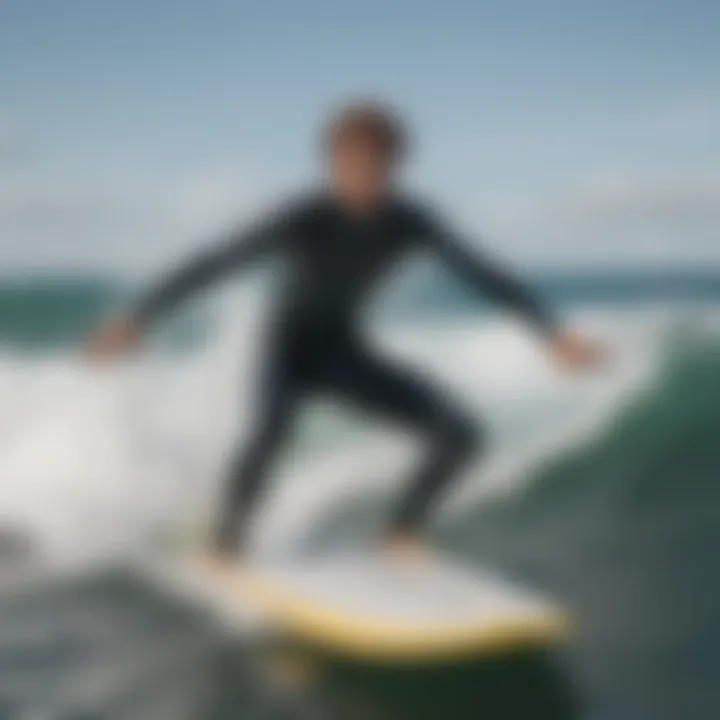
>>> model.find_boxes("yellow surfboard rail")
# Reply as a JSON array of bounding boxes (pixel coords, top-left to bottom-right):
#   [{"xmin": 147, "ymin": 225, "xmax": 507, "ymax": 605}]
[{"xmin": 220, "ymin": 567, "xmax": 573, "ymax": 663}]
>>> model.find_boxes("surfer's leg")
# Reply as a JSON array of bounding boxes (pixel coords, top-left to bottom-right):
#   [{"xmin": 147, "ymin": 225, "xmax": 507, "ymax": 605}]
[
  {"xmin": 214, "ymin": 358, "xmax": 303, "ymax": 556},
  {"xmin": 325, "ymin": 348, "xmax": 484, "ymax": 538}
]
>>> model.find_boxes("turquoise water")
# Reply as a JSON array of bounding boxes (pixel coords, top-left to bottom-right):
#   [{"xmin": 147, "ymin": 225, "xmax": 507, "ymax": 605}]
[{"xmin": 0, "ymin": 270, "xmax": 719, "ymax": 718}]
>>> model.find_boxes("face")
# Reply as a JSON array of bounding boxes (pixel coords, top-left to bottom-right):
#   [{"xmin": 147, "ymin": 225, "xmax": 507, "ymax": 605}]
[{"xmin": 329, "ymin": 134, "xmax": 395, "ymax": 211}]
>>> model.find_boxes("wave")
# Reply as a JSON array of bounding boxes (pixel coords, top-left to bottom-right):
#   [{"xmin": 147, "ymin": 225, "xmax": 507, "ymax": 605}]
[
  {"xmin": 1, "ymin": 297, "xmax": 706, "ymax": 575},
  {"xmin": 526, "ymin": 331, "xmax": 720, "ymax": 509}
]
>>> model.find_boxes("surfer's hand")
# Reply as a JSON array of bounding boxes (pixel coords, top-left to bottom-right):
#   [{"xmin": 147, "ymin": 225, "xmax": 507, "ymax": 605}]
[
  {"xmin": 550, "ymin": 330, "xmax": 602, "ymax": 371},
  {"xmin": 85, "ymin": 317, "xmax": 142, "ymax": 361}
]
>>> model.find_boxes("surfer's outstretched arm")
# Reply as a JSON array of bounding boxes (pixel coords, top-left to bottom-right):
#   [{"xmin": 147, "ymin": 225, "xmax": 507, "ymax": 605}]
[
  {"xmin": 85, "ymin": 209, "xmax": 292, "ymax": 359},
  {"xmin": 419, "ymin": 214, "xmax": 556, "ymax": 337},
  {"xmin": 416, "ymin": 206, "xmax": 601, "ymax": 369},
  {"xmin": 415, "ymin": 204, "xmax": 602, "ymax": 370},
  {"xmin": 131, "ymin": 215, "xmax": 288, "ymax": 326}
]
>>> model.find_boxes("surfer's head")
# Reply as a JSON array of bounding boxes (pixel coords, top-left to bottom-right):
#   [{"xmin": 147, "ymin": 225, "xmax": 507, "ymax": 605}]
[{"xmin": 323, "ymin": 101, "xmax": 408, "ymax": 210}]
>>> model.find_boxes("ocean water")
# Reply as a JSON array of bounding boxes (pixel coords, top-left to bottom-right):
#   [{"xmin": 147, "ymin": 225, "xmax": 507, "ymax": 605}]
[{"xmin": 0, "ymin": 269, "xmax": 719, "ymax": 719}]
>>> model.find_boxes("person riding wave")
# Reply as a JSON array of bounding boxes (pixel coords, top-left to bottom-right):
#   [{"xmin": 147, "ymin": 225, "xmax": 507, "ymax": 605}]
[{"xmin": 87, "ymin": 101, "xmax": 600, "ymax": 565}]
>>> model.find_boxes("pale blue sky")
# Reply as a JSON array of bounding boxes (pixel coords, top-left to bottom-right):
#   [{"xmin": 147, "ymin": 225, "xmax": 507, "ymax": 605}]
[{"xmin": 1, "ymin": 0, "xmax": 719, "ymax": 272}]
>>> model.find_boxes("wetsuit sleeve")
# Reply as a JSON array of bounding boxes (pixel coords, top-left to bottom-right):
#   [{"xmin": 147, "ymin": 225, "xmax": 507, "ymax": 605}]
[
  {"xmin": 416, "ymin": 208, "xmax": 558, "ymax": 337},
  {"xmin": 130, "ymin": 210, "xmax": 291, "ymax": 326}
]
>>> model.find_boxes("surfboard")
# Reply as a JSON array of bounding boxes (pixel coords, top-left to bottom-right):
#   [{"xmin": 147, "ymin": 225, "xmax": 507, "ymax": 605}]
[{"xmin": 155, "ymin": 551, "xmax": 571, "ymax": 663}]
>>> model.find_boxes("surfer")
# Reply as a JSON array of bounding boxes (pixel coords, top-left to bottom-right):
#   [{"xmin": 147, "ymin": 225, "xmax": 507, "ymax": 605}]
[{"xmin": 87, "ymin": 101, "xmax": 599, "ymax": 563}]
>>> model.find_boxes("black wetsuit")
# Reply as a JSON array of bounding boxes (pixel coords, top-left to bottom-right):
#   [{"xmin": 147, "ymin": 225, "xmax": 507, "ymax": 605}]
[{"xmin": 133, "ymin": 192, "xmax": 556, "ymax": 552}]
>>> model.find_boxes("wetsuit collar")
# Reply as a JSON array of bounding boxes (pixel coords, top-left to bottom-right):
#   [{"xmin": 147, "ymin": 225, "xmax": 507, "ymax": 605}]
[{"xmin": 325, "ymin": 186, "xmax": 395, "ymax": 223}]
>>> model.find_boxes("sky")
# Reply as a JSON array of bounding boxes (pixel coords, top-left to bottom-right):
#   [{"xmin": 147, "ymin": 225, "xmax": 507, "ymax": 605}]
[{"xmin": 1, "ymin": 0, "xmax": 719, "ymax": 275}]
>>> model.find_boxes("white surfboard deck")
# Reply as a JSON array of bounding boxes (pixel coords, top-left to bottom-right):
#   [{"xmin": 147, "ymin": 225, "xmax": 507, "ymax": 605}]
[{"xmin": 150, "ymin": 551, "xmax": 571, "ymax": 662}]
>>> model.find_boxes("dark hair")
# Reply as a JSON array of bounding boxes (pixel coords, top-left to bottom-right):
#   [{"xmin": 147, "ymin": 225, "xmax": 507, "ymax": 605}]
[{"xmin": 323, "ymin": 101, "xmax": 408, "ymax": 162}]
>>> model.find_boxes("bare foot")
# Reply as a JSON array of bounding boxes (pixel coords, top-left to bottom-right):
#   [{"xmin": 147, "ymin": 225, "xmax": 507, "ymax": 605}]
[
  {"xmin": 201, "ymin": 549, "xmax": 242, "ymax": 576},
  {"xmin": 384, "ymin": 532, "xmax": 433, "ymax": 565}
]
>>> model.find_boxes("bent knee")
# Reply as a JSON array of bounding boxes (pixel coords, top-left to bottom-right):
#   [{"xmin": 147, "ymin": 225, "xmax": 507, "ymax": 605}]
[{"xmin": 440, "ymin": 414, "xmax": 485, "ymax": 457}]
